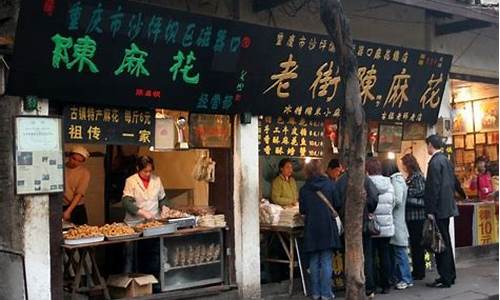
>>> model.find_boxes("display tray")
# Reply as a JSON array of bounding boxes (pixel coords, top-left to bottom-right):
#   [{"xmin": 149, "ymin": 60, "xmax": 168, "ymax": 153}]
[
  {"xmin": 167, "ymin": 216, "xmax": 197, "ymax": 229},
  {"xmin": 142, "ymin": 223, "xmax": 178, "ymax": 237},
  {"xmin": 64, "ymin": 236, "xmax": 105, "ymax": 245},
  {"xmin": 105, "ymin": 232, "xmax": 142, "ymax": 241}
]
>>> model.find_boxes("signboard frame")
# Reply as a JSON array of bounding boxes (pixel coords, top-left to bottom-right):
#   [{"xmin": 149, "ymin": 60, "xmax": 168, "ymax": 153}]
[{"xmin": 14, "ymin": 115, "xmax": 65, "ymax": 195}]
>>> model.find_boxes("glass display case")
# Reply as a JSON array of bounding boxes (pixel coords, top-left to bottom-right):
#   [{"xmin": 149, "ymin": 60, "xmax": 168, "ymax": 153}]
[{"xmin": 160, "ymin": 229, "xmax": 224, "ymax": 292}]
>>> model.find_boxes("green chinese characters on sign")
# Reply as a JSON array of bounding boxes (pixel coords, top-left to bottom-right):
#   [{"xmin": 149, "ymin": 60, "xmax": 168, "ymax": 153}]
[
  {"xmin": 51, "ymin": 34, "xmax": 99, "ymax": 73},
  {"xmin": 86, "ymin": 2, "xmax": 104, "ymax": 34},
  {"xmin": 68, "ymin": 36, "xmax": 99, "ymax": 73},
  {"xmin": 147, "ymin": 16, "xmax": 163, "ymax": 43},
  {"xmin": 114, "ymin": 43, "xmax": 150, "ymax": 77},
  {"xmin": 110, "ymin": 6, "xmax": 125, "ymax": 38},
  {"xmin": 169, "ymin": 50, "xmax": 200, "ymax": 85},
  {"xmin": 68, "ymin": 1, "xmax": 82, "ymax": 31},
  {"xmin": 51, "ymin": 34, "xmax": 73, "ymax": 68}
]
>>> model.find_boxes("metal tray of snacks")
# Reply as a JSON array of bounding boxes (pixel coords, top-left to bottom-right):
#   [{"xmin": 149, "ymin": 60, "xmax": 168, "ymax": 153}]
[
  {"xmin": 106, "ymin": 232, "xmax": 142, "ymax": 241},
  {"xmin": 142, "ymin": 223, "xmax": 177, "ymax": 237},
  {"xmin": 64, "ymin": 236, "xmax": 105, "ymax": 245},
  {"xmin": 167, "ymin": 216, "xmax": 197, "ymax": 229}
]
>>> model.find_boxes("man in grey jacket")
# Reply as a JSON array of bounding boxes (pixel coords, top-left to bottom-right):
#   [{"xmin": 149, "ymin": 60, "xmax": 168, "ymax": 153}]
[{"xmin": 424, "ymin": 135, "xmax": 459, "ymax": 288}]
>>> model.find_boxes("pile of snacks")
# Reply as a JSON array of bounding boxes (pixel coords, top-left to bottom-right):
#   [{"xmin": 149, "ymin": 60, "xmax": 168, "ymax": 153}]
[
  {"xmin": 259, "ymin": 199, "xmax": 283, "ymax": 225},
  {"xmin": 177, "ymin": 206, "xmax": 215, "ymax": 216},
  {"xmin": 277, "ymin": 207, "xmax": 304, "ymax": 227},
  {"xmin": 100, "ymin": 223, "xmax": 135, "ymax": 237},
  {"xmin": 134, "ymin": 220, "xmax": 164, "ymax": 231},
  {"xmin": 64, "ymin": 225, "xmax": 103, "ymax": 240},
  {"xmin": 170, "ymin": 243, "xmax": 221, "ymax": 267},
  {"xmin": 160, "ymin": 206, "xmax": 190, "ymax": 219},
  {"xmin": 197, "ymin": 214, "xmax": 226, "ymax": 228}
]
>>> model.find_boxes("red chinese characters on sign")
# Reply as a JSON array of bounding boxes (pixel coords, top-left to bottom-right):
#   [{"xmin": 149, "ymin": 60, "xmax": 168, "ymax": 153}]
[
  {"xmin": 135, "ymin": 88, "xmax": 161, "ymax": 99},
  {"xmin": 43, "ymin": 0, "xmax": 56, "ymax": 16}
]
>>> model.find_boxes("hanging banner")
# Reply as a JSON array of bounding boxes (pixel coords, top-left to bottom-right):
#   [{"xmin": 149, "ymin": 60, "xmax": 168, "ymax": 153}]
[
  {"xmin": 259, "ymin": 116, "xmax": 324, "ymax": 158},
  {"xmin": 9, "ymin": 0, "xmax": 452, "ymax": 124},
  {"xmin": 63, "ymin": 105, "xmax": 154, "ymax": 145}
]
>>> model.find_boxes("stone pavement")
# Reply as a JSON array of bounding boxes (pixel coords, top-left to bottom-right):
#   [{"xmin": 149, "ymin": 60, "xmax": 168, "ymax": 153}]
[{"xmin": 196, "ymin": 256, "xmax": 498, "ymax": 300}]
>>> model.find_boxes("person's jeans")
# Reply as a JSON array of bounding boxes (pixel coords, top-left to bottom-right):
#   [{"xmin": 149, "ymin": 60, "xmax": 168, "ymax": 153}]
[
  {"xmin": 391, "ymin": 245, "xmax": 413, "ymax": 284},
  {"xmin": 309, "ymin": 249, "xmax": 334, "ymax": 298}
]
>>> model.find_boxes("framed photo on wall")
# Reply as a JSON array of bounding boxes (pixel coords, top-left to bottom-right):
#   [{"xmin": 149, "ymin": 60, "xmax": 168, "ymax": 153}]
[
  {"xmin": 475, "ymin": 133, "xmax": 486, "ymax": 144},
  {"xmin": 473, "ymin": 99, "xmax": 499, "ymax": 132},
  {"xmin": 487, "ymin": 132, "xmax": 499, "ymax": 144},
  {"xmin": 378, "ymin": 124, "xmax": 403, "ymax": 153},
  {"xmin": 463, "ymin": 150, "xmax": 475, "ymax": 164},
  {"xmin": 453, "ymin": 135, "xmax": 465, "ymax": 149},
  {"xmin": 454, "ymin": 149, "xmax": 464, "ymax": 165},
  {"xmin": 452, "ymin": 102, "xmax": 473, "ymax": 135},
  {"xmin": 403, "ymin": 123, "xmax": 427, "ymax": 140},
  {"xmin": 486, "ymin": 145, "xmax": 498, "ymax": 161},
  {"xmin": 465, "ymin": 134, "xmax": 475, "ymax": 150}
]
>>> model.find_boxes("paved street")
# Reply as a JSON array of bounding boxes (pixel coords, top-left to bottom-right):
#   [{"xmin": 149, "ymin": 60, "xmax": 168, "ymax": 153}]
[{"xmin": 197, "ymin": 257, "xmax": 498, "ymax": 300}]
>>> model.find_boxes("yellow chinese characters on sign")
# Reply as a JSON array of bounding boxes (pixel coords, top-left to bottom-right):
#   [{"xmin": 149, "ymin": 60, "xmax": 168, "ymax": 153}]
[
  {"xmin": 384, "ymin": 68, "xmax": 411, "ymax": 108},
  {"xmin": 475, "ymin": 204, "xmax": 498, "ymax": 246},
  {"xmin": 309, "ymin": 61, "xmax": 341, "ymax": 102},
  {"xmin": 263, "ymin": 54, "xmax": 298, "ymax": 98}
]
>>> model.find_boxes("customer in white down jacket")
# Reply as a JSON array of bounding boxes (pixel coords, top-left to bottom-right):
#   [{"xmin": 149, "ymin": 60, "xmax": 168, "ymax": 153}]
[
  {"xmin": 366, "ymin": 158, "xmax": 395, "ymax": 294},
  {"xmin": 382, "ymin": 159, "xmax": 413, "ymax": 290}
]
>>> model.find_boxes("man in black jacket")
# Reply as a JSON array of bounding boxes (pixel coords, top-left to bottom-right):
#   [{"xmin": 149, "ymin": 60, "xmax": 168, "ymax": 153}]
[
  {"xmin": 334, "ymin": 166, "xmax": 379, "ymax": 296},
  {"xmin": 424, "ymin": 135, "xmax": 459, "ymax": 288}
]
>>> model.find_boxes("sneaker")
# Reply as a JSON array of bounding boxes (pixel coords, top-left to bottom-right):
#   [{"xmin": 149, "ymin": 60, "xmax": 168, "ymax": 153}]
[
  {"xmin": 311, "ymin": 296, "xmax": 320, "ymax": 300},
  {"xmin": 366, "ymin": 292, "xmax": 375, "ymax": 299},
  {"xmin": 395, "ymin": 282, "xmax": 409, "ymax": 290},
  {"xmin": 407, "ymin": 282, "xmax": 414, "ymax": 287}
]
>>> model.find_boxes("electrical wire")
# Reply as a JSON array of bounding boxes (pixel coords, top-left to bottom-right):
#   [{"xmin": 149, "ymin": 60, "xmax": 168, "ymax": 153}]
[{"xmin": 452, "ymin": 32, "xmax": 481, "ymax": 64}]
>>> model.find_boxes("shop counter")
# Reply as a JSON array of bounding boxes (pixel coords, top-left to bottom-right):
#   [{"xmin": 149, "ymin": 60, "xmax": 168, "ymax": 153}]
[
  {"xmin": 260, "ymin": 224, "xmax": 306, "ymax": 296},
  {"xmin": 62, "ymin": 227, "xmax": 227, "ymax": 300}
]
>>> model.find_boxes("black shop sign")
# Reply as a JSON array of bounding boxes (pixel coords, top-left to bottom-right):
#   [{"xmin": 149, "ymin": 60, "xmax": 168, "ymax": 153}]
[
  {"xmin": 63, "ymin": 105, "xmax": 154, "ymax": 145},
  {"xmin": 259, "ymin": 116, "xmax": 324, "ymax": 158},
  {"xmin": 239, "ymin": 30, "xmax": 453, "ymax": 124},
  {"xmin": 9, "ymin": 0, "xmax": 452, "ymax": 124}
]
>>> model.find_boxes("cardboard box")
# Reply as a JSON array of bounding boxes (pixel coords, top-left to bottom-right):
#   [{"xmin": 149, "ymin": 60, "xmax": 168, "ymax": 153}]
[{"xmin": 107, "ymin": 273, "xmax": 158, "ymax": 299}]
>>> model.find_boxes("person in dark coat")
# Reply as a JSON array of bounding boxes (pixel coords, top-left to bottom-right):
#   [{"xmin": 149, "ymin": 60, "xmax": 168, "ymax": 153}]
[
  {"xmin": 334, "ymin": 167, "xmax": 379, "ymax": 297},
  {"xmin": 424, "ymin": 135, "xmax": 459, "ymax": 288},
  {"xmin": 401, "ymin": 153, "xmax": 427, "ymax": 281},
  {"xmin": 300, "ymin": 159, "xmax": 342, "ymax": 300}
]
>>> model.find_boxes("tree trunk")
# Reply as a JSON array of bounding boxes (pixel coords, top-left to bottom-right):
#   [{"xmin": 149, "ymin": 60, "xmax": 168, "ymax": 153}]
[{"xmin": 319, "ymin": 1, "xmax": 368, "ymax": 299}]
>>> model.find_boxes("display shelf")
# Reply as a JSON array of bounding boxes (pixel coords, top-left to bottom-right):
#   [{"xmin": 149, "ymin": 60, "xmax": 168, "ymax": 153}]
[
  {"xmin": 159, "ymin": 228, "xmax": 224, "ymax": 292},
  {"xmin": 166, "ymin": 260, "xmax": 221, "ymax": 271}
]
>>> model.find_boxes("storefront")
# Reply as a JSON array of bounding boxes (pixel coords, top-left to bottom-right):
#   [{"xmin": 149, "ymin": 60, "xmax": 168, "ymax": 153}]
[
  {"xmin": 253, "ymin": 28, "xmax": 454, "ymax": 293},
  {"xmin": 449, "ymin": 77, "xmax": 499, "ymax": 248},
  {"xmin": 9, "ymin": 1, "xmax": 246, "ymax": 299},
  {"xmin": 7, "ymin": 0, "xmax": 457, "ymax": 298}
]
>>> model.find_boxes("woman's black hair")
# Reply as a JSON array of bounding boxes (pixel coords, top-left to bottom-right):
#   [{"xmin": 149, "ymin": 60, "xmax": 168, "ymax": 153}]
[
  {"xmin": 382, "ymin": 159, "xmax": 399, "ymax": 177},
  {"xmin": 137, "ymin": 155, "xmax": 155, "ymax": 171},
  {"xmin": 278, "ymin": 158, "xmax": 293, "ymax": 170}
]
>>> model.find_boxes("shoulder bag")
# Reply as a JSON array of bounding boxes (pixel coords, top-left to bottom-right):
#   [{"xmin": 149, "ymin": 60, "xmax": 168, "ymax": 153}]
[{"xmin": 316, "ymin": 191, "xmax": 344, "ymax": 235}]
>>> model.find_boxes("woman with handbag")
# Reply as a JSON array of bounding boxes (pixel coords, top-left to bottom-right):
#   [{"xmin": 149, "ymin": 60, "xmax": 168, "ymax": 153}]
[
  {"xmin": 382, "ymin": 159, "xmax": 412, "ymax": 290},
  {"xmin": 366, "ymin": 158, "xmax": 395, "ymax": 294},
  {"xmin": 401, "ymin": 154, "xmax": 427, "ymax": 281},
  {"xmin": 299, "ymin": 159, "xmax": 342, "ymax": 300}
]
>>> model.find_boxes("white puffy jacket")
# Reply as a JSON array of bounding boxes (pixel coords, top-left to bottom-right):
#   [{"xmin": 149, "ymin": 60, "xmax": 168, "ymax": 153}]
[{"xmin": 369, "ymin": 175, "xmax": 395, "ymax": 238}]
